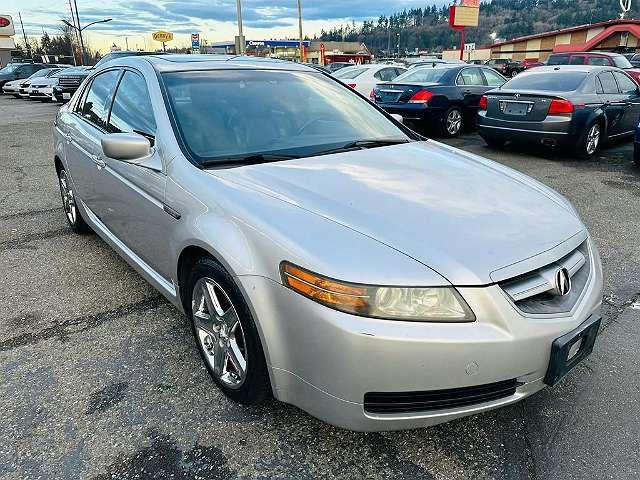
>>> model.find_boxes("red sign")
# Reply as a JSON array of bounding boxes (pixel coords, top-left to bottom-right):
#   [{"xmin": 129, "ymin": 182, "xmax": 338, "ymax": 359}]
[
  {"xmin": 460, "ymin": 0, "xmax": 480, "ymax": 6},
  {"xmin": 0, "ymin": 17, "xmax": 10, "ymax": 28}
]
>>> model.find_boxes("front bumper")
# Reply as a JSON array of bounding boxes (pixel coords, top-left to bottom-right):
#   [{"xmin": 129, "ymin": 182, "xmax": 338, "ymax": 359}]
[
  {"xmin": 237, "ymin": 239, "xmax": 603, "ymax": 431},
  {"xmin": 53, "ymin": 85, "xmax": 80, "ymax": 102},
  {"xmin": 28, "ymin": 86, "xmax": 53, "ymax": 99},
  {"xmin": 2, "ymin": 84, "xmax": 18, "ymax": 94},
  {"xmin": 477, "ymin": 111, "xmax": 575, "ymax": 147}
]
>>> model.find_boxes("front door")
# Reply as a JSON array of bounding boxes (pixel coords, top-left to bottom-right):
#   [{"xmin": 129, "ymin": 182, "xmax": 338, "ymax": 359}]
[
  {"xmin": 613, "ymin": 71, "xmax": 640, "ymax": 134},
  {"xmin": 597, "ymin": 71, "xmax": 628, "ymax": 136},
  {"xmin": 457, "ymin": 67, "xmax": 489, "ymax": 120}
]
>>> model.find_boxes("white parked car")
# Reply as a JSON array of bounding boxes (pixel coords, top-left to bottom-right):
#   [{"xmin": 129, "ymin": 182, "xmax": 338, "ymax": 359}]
[
  {"xmin": 2, "ymin": 79, "xmax": 21, "ymax": 96},
  {"xmin": 28, "ymin": 69, "xmax": 70, "ymax": 101},
  {"xmin": 333, "ymin": 64, "xmax": 407, "ymax": 97}
]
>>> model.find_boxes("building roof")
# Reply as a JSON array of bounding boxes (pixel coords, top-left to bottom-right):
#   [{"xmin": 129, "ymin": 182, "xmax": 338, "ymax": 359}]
[{"xmin": 487, "ymin": 18, "xmax": 640, "ymax": 49}]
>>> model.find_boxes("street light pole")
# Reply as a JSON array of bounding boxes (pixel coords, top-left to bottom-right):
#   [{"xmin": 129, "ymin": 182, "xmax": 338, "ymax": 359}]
[
  {"xmin": 72, "ymin": 0, "xmax": 87, "ymax": 65},
  {"xmin": 235, "ymin": 0, "xmax": 244, "ymax": 54},
  {"xmin": 61, "ymin": 17, "xmax": 112, "ymax": 65},
  {"xmin": 297, "ymin": 0, "xmax": 304, "ymax": 62}
]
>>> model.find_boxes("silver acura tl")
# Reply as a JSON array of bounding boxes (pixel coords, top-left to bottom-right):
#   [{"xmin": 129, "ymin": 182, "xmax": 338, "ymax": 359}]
[{"xmin": 53, "ymin": 55, "xmax": 603, "ymax": 431}]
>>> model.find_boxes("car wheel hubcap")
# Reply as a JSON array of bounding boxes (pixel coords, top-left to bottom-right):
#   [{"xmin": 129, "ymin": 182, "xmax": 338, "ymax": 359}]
[
  {"xmin": 192, "ymin": 277, "xmax": 247, "ymax": 388},
  {"xmin": 586, "ymin": 124, "xmax": 600, "ymax": 155},
  {"xmin": 446, "ymin": 110, "xmax": 462, "ymax": 135},
  {"xmin": 59, "ymin": 170, "xmax": 77, "ymax": 224}
]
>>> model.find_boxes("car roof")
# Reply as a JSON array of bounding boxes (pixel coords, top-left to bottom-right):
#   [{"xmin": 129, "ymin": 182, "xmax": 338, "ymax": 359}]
[
  {"xmin": 550, "ymin": 51, "xmax": 621, "ymax": 57},
  {"xmin": 519, "ymin": 65, "xmax": 616, "ymax": 73}
]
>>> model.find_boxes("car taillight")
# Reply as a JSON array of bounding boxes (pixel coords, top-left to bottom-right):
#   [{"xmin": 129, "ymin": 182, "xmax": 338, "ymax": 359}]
[
  {"xmin": 548, "ymin": 98, "xmax": 574, "ymax": 115},
  {"xmin": 408, "ymin": 90, "xmax": 433, "ymax": 104},
  {"xmin": 347, "ymin": 83, "xmax": 356, "ymax": 89},
  {"xmin": 479, "ymin": 95, "xmax": 488, "ymax": 110},
  {"xmin": 369, "ymin": 89, "xmax": 376, "ymax": 101}
]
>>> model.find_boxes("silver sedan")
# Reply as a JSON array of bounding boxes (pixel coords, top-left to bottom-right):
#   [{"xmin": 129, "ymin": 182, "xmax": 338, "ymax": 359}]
[{"xmin": 53, "ymin": 55, "xmax": 603, "ymax": 431}]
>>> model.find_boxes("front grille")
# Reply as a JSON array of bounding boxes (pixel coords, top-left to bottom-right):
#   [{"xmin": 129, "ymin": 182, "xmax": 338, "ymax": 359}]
[
  {"xmin": 58, "ymin": 75, "xmax": 85, "ymax": 87},
  {"xmin": 500, "ymin": 240, "xmax": 591, "ymax": 315},
  {"xmin": 364, "ymin": 379, "xmax": 519, "ymax": 414}
]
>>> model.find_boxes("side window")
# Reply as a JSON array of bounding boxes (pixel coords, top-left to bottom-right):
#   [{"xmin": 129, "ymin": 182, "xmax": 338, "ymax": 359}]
[
  {"xmin": 587, "ymin": 57, "xmax": 609, "ymax": 66},
  {"xmin": 79, "ymin": 70, "xmax": 120, "ymax": 129},
  {"xmin": 459, "ymin": 68, "xmax": 485, "ymax": 86},
  {"xmin": 595, "ymin": 76, "xmax": 604, "ymax": 94},
  {"xmin": 613, "ymin": 71, "xmax": 638, "ymax": 94},
  {"xmin": 598, "ymin": 72, "xmax": 620, "ymax": 94},
  {"xmin": 108, "ymin": 71, "xmax": 157, "ymax": 140},
  {"xmin": 569, "ymin": 55, "xmax": 585, "ymax": 65},
  {"xmin": 482, "ymin": 68, "xmax": 505, "ymax": 87},
  {"xmin": 547, "ymin": 54, "xmax": 568, "ymax": 65},
  {"xmin": 374, "ymin": 68, "xmax": 399, "ymax": 82}
]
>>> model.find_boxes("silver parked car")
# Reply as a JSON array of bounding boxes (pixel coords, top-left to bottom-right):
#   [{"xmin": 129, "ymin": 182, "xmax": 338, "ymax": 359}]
[{"xmin": 53, "ymin": 55, "xmax": 603, "ymax": 431}]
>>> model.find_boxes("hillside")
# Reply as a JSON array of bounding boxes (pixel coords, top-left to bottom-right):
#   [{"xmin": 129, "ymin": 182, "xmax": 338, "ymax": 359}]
[{"xmin": 318, "ymin": 0, "xmax": 640, "ymax": 53}]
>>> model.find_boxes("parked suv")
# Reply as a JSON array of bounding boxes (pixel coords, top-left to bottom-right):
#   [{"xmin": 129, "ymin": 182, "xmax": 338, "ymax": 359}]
[
  {"xmin": 485, "ymin": 58, "xmax": 523, "ymax": 77},
  {"xmin": 547, "ymin": 52, "xmax": 640, "ymax": 84}
]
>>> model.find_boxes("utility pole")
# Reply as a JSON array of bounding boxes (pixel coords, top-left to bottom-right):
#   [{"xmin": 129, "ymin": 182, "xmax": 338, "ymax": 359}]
[
  {"xmin": 235, "ymin": 0, "xmax": 244, "ymax": 54},
  {"xmin": 125, "ymin": 37, "xmax": 129, "ymax": 50},
  {"xmin": 66, "ymin": 0, "xmax": 78, "ymax": 65},
  {"xmin": 297, "ymin": 0, "xmax": 304, "ymax": 62},
  {"xmin": 387, "ymin": 27, "xmax": 391, "ymax": 57},
  {"xmin": 73, "ymin": 0, "xmax": 87, "ymax": 65},
  {"xmin": 18, "ymin": 12, "xmax": 31, "ymax": 59}
]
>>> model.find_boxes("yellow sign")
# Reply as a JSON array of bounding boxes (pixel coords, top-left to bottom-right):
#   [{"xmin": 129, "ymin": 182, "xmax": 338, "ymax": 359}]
[
  {"xmin": 152, "ymin": 31, "xmax": 173, "ymax": 42},
  {"xmin": 452, "ymin": 6, "xmax": 479, "ymax": 27}
]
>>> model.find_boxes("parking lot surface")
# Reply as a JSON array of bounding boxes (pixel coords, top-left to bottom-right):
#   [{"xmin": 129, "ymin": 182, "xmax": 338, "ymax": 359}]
[{"xmin": 1, "ymin": 95, "xmax": 639, "ymax": 480}]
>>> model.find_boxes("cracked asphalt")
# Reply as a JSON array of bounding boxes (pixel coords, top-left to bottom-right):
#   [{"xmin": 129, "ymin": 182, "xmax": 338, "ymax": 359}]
[{"xmin": 1, "ymin": 95, "xmax": 639, "ymax": 480}]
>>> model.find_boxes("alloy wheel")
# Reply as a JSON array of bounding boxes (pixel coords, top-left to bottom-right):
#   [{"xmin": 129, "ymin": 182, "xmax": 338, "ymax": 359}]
[
  {"xmin": 58, "ymin": 170, "xmax": 77, "ymax": 225},
  {"xmin": 192, "ymin": 277, "xmax": 248, "ymax": 389},
  {"xmin": 586, "ymin": 123, "xmax": 600, "ymax": 155},
  {"xmin": 446, "ymin": 109, "xmax": 462, "ymax": 135}
]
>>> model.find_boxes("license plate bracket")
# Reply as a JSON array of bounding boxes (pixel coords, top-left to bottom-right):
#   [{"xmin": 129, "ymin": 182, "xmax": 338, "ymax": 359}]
[
  {"xmin": 544, "ymin": 315, "xmax": 601, "ymax": 386},
  {"xmin": 62, "ymin": 92, "xmax": 71, "ymax": 100},
  {"xmin": 500, "ymin": 101, "xmax": 531, "ymax": 116}
]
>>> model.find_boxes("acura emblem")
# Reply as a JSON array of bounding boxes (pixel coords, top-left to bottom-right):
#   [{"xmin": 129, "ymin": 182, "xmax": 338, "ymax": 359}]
[
  {"xmin": 554, "ymin": 268, "xmax": 571, "ymax": 296},
  {"xmin": 513, "ymin": 93, "xmax": 520, "ymax": 98}
]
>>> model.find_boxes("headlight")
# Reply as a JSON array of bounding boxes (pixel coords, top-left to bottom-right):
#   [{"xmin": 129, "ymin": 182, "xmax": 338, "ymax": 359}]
[{"xmin": 280, "ymin": 262, "xmax": 475, "ymax": 322}]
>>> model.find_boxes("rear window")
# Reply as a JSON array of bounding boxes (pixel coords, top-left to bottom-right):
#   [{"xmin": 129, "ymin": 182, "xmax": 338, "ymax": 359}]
[
  {"xmin": 334, "ymin": 67, "xmax": 368, "ymax": 79},
  {"xmin": 393, "ymin": 67, "xmax": 451, "ymax": 84},
  {"xmin": 502, "ymin": 71, "xmax": 587, "ymax": 91},
  {"xmin": 547, "ymin": 55, "xmax": 569, "ymax": 65}
]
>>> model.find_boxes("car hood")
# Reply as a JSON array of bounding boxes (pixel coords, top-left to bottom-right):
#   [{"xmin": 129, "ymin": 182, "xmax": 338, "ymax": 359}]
[
  {"xmin": 210, "ymin": 141, "xmax": 585, "ymax": 285},
  {"xmin": 31, "ymin": 77, "xmax": 57, "ymax": 86}
]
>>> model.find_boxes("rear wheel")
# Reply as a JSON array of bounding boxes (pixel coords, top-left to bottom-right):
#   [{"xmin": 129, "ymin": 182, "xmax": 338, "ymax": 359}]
[
  {"xmin": 510, "ymin": 69, "xmax": 519, "ymax": 78},
  {"xmin": 576, "ymin": 121, "xmax": 601, "ymax": 159},
  {"xmin": 186, "ymin": 258, "xmax": 270, "ymax": 405},
  {"xmin": 441, "ymin": 107, "xmax": 463, "ymax": 137},
  {"xmin": 57, "ymin": 167, "xmax": 90, "ymax": 233}
]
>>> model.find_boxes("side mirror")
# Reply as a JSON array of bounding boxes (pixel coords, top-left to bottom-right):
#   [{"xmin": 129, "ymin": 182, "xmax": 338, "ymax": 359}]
[
  {"xmin": 391, "ymin": 113, "xmax": 404, "ymax": 124},
  {"xmin": 101, "ymin": 133, "xmax": 151, "ymax": 162}
]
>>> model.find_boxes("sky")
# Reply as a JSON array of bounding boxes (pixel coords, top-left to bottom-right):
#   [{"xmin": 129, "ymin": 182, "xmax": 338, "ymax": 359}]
[{"xmin": 4, "ymin": 0, "xmax": 447, "ymax": 53}]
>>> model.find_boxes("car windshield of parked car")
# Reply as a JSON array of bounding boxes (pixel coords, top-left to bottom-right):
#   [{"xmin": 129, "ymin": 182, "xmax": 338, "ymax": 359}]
[
  {"xmin": 612, "ymin": 56, "xmax": 633, "ymax": 69},
  {"xmin": 0, "ymin": 64, "xmax": 21, "ymax": 74},
  {"xmin": 333, "ymin": 67, "xmax": 368, "ymax": 79},
  {"xmin": 502, "ymin": 71, "xmax": 587, "ymax": 91},
  {"xmin": 162, "ymin": 70, "xmax": 409, "ymax": 165},
  {"xmin": 392, "ymin": 67, "xmax": 451, "ymax": 84},
  {"xmin": 546, "ymin": 55, "xmax": 568, "ymax": 65}
]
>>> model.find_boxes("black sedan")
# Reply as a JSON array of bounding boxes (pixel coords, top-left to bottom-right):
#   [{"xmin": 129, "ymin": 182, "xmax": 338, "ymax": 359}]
[
  {"xmin": 477, "ymin": 65, "xmax": 640, "ymax": 158},
  {"xmin": 372, "ymin": 65, "xmax": 506, "ymax": 137}
]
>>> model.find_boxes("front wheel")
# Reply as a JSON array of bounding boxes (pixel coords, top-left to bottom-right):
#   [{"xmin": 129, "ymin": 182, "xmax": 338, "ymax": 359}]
[
  {"xmin": 576, "ymin": 121, "xmax": 601, "ymax": 159},
  {"xmin": 187, "ymin": 258, "xmax": 271, "ymax": 405},
  {"xmin": 57, "ymin": 167, "xmax": 90, "ymax": 233},
  {"xmin": 441, "ymin": 107, "xmax": 464, "ymax": 137},
  {"xmin": 510, "ymin": 70, "xmax": 519, "ymax": 78}
]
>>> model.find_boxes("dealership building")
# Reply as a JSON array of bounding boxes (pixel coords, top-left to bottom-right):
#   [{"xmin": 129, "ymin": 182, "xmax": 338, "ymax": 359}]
[
  {"xmin": 444, "ymin": 19, "xmax": 640, "ymax": 62},
  {"xmin": 0, "ymin": 14, "xmax": 16, "ymax": 67}
]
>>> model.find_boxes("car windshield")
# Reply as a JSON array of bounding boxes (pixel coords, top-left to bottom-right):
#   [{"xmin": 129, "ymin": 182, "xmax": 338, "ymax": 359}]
[
  {"xmin": 0, "ymin": 64, "xmax": 21, "ymax": 74},
  {"xmin": 393, "ymin": 67, "xmax": 451, "ymax": 84},
  {"xmin": 613, "ymin": 55, "xmax": 633, "ymax": 69},
  {"xmin": 334, "ymin": 67, "xmax": 368, "ymax": 79},
  {"xmin": 162, "ymin": 69, "xmax": 409, "ymax": 165},
  {"xmin": 502, "ymin": 71, "xmax": 587, "ymax": 91}
]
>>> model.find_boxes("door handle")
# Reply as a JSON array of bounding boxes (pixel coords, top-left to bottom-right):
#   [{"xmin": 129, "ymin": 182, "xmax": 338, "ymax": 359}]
[
  {"xmin": 92, "ymin": 154, "xmax": 106, "ymax": 169},
  {"xmin": 64, "ymin": 133, "xmax": 72, "ymax": 143}
]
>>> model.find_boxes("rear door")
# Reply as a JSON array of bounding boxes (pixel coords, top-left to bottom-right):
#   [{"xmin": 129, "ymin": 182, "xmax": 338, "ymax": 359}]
[
  {"xmin": 597, "ymin": 70, "xmax": 627, "ymax": 136},
  {"xmin": 612, "ymin": 70, "xmax": 640, "ymax": 133},
  {"xmin": 456, "ymin": 67, "xmax": 488, "ymax": 115}
]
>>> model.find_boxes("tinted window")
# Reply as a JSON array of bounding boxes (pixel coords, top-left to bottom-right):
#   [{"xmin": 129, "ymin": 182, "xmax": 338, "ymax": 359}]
[
  {"xmin": 458, "ymin": 68, "xmax": 485, "ymax": 85},
  {"xmin": 547, "ymin": 55, "xmax": 569, "ymax": 65},
  {"xmin": 162, "ymin": 70, "xmax": 407, "ymax": 164},
  {"xmin": 598, "ymin": 71, "xmax": 619, "ymax": 93},
  {"xmin": 334, "ymin": 67, "xmax": 368, "ymax": 79},
  {"xmin": 394, "ymin": 67, "xmax": 451, "ymax": 83},
  {"xmin": 503, "ymin": 71, "xmax": 587, "ymax": 91},
  {"xmin": 482, "ymin": 68, "xmax": 505, "ymax": 86},
  {"xmin": 108, "ymin": 71, "xmax": 156, "ymax": 139},
  {"xmin": 613, "ymin": 71, "xmax": 637, "ymax": 94},
  {"xmin": 374, "ymin": 67, "xmax": 400, "ymax": 81},
  {"xmin": 79, "ymin": 70, "xmax": 120, "ymax": 128},
  {"xmin": 587, "ymin": 57, "xmax": 609, "ymax": 66},
  {"xmin": 569, "ymin": 56, "xmax": 585, "ymax": 65},
  {"xmin": 613, "ymin": 55, "xmax": 633, "ymax": 69}
]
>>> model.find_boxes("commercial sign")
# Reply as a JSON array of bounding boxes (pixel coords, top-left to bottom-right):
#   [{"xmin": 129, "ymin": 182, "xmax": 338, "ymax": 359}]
[
  {"xmin": 460, "ymin": 0, "xmax": 480, "ymax": 7},
  {"xmin": 0, "ymin": 15, "xmax": 15, "ymax": 35},
  {"xmin": 449, "ymin": 5, "xmax": 480, "ymax": 28},
  {"xmin": 152, "ymin": 31, "xmax": 173, "ymax": 42},
  {"xmin": 191, "ymin": 33, "xmax": 200, "ymax": 48}
]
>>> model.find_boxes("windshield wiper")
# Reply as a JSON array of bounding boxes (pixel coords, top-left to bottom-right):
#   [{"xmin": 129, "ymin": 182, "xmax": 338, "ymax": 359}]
[
  {"xmin": 201, "ymin": 153, "xmax": 301, "ymax": 168},
  {"xmin": 309, "ymin": 138, "xmax": 410, "ymax": 157}
]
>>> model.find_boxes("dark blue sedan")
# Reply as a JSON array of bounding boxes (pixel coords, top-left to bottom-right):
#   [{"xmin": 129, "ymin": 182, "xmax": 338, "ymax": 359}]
[{"xmin": 372, "ymin": 65, "xmax": 506, "ymax": 137}]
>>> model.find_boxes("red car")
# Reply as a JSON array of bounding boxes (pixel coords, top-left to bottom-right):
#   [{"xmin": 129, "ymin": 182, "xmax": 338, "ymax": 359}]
[{"xmin": 546, "ymin": 52, "xmax": 640, "ymax": 84}]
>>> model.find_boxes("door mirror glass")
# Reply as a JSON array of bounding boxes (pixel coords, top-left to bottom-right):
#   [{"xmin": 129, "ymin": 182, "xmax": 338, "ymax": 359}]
[{"xmin": 101, "ymin": 133, "xmax": 150, "ymax": 161}]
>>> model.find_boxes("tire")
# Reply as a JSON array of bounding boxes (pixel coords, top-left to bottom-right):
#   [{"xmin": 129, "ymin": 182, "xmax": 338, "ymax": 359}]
[
  {"xmin": 576, "ymin": 120, "xmax": 602, "ymax": 159},
  {"xmin": 57, "ymin": 167, "xmax": 91, "ymax": 234},
  {"xmin": 186, "ymin": 257, "xmax": 270, "ymax": 405},
  {"xmin": 441, "ymin": 107, "xmax": 464, "ymax": 137},
  {"xmin": 510, "ymin": 69, "xmax": 518, "ymax": 78}
]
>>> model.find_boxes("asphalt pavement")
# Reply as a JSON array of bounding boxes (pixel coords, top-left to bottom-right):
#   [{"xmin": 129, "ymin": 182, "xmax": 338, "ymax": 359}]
[{"xmin": 0, "ymin": 95, "xmax": 639, "ymax": 480}]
